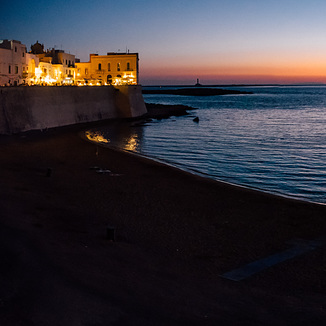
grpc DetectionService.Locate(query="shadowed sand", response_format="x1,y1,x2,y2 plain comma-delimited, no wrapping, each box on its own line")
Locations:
0,122,325,325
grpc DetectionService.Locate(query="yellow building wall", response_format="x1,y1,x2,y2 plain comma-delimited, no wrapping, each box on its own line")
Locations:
76,53,138,86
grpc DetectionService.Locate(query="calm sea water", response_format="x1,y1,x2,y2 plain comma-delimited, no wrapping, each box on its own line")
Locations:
87,86,326,204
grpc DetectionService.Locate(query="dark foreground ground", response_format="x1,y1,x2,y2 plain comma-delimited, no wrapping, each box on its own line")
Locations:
0,122,325,325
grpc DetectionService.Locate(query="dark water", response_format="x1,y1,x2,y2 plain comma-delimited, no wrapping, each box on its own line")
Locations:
87,86,326,204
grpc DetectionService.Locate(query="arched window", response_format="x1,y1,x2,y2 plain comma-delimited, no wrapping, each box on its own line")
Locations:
98,63,102,71
127,62,130,71
107,75,112,84
108,63,111,71
117,63,120,71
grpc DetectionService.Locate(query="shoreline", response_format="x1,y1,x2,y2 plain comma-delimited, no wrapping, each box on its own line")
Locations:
94,136,326,208
1,123,326,324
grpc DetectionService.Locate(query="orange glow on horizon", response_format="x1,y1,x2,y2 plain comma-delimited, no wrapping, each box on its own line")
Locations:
141,50,326,84
141,62,326,84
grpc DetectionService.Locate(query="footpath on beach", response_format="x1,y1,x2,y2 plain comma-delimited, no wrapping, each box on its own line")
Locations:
0,111,325,325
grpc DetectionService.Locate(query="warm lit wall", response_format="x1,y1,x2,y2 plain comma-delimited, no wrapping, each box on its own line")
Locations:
76,53,139,85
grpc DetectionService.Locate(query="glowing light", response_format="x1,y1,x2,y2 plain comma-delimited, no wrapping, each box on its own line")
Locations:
85,131,110,143
124,135,138,151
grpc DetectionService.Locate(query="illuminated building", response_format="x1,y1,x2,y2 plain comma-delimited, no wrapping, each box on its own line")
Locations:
31,42,77,85
0,40,27,86
0,40,139,86
75,53,139,86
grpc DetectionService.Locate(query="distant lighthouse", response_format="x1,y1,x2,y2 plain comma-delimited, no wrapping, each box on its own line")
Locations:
195,78,202,86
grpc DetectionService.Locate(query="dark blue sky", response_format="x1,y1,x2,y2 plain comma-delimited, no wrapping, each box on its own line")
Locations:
2,0,326,84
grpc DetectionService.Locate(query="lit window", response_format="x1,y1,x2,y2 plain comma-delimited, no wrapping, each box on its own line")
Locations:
117,63,120,71
85,68,88,75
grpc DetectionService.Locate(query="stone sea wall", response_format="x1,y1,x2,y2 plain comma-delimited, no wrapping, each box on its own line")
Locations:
0,85,147,134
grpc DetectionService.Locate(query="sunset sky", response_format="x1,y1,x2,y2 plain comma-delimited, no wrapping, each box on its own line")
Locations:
1,0,326,85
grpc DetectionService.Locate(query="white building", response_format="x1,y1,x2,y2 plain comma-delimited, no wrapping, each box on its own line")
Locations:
0,40,27,86
0,40,139,86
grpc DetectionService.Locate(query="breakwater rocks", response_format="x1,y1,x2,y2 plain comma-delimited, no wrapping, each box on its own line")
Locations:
143,87,253,96
145,103,196,119
0,85,147,134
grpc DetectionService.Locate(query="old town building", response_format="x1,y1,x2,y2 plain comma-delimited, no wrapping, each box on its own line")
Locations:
0,40,27,86
0,40,139,86
75,52,139,86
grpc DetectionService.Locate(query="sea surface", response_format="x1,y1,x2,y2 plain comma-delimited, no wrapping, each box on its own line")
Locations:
87,86,326,204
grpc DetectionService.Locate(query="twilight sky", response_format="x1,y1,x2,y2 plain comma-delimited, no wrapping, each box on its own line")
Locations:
1,0,326,85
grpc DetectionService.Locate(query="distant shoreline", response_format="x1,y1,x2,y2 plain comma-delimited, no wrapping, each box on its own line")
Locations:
142,87,252,96
142,83,326,88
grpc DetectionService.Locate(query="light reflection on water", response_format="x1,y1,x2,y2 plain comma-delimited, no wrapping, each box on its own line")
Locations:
86,86,326,204
86,122,142,152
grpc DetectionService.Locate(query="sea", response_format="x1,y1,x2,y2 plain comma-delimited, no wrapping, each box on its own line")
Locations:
87,85,326,204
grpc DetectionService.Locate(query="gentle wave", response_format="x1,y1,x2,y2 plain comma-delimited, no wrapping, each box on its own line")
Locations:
88,86,326,204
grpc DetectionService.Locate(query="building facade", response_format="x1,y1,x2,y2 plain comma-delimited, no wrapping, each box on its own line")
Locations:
0,40,140,86
75,53,139,86
0,40,27,86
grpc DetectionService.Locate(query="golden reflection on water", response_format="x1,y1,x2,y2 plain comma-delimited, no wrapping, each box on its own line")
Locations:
85,131,110,143
85,130,139,151
124,135,139,151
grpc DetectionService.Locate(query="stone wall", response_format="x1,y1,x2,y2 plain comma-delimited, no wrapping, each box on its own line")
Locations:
0,85,147,134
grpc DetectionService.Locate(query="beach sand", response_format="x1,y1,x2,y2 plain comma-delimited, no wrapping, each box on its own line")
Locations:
0,122,325,325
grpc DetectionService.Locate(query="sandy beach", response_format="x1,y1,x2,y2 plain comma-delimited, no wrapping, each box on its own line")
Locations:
0,120,325,325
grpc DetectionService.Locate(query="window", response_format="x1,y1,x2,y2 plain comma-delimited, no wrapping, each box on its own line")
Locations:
108,63,111,71
117,63,120,71
85,68,88,75
15,66,18,74
78,68,81,73
127,62,130,71
98,63,102,71
15,46,17,52
66,60,67,65
8,65,11,74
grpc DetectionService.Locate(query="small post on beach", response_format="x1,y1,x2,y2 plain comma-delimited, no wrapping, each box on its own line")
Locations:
106,225,115,241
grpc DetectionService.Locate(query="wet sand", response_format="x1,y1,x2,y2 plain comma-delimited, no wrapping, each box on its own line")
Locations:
0,123,325,325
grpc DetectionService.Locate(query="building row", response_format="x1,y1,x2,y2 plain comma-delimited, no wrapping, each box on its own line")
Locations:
0,40,139,86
